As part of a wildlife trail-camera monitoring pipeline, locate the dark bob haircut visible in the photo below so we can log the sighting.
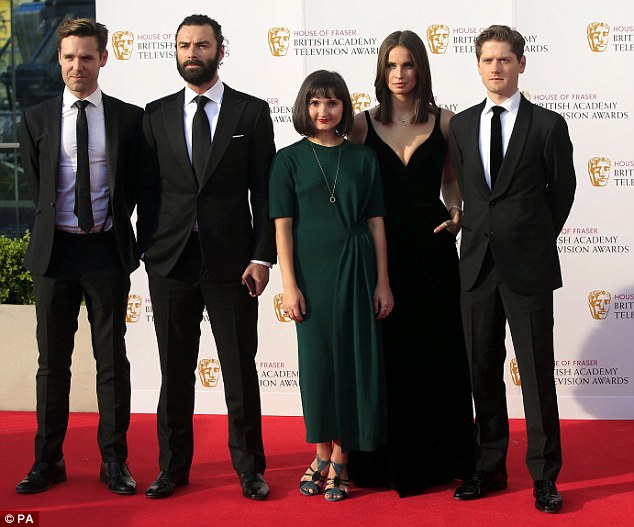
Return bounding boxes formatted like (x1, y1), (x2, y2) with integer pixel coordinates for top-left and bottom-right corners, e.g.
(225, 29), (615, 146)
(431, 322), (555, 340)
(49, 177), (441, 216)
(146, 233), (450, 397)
(292, 70), (354, 138)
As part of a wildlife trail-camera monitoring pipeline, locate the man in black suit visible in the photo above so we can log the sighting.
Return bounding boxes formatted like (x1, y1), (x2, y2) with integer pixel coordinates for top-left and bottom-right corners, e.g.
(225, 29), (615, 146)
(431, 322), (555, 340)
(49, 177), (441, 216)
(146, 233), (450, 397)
(16, 18), (142, 495)
(138, 14), (275, 500)
(449, 25), (575, 513)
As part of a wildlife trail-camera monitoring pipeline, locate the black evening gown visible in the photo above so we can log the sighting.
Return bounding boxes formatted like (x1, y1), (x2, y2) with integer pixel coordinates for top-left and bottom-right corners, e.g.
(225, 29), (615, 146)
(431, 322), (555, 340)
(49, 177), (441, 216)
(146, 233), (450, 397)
(348, 110), (475, 497)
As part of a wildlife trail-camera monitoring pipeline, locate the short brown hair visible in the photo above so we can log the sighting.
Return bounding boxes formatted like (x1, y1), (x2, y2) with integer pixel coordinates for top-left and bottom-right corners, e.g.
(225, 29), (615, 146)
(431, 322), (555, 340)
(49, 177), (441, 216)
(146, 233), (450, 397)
(57, 18), (108, 55)
(374, 30), (438, 125)
(292, 70), (354, 138)
(475, 25), (525, 61)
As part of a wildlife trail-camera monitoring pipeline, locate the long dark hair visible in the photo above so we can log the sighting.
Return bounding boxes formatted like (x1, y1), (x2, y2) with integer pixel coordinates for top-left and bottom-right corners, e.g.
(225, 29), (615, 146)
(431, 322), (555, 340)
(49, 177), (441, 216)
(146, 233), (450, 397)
(374, 30), (438, 125)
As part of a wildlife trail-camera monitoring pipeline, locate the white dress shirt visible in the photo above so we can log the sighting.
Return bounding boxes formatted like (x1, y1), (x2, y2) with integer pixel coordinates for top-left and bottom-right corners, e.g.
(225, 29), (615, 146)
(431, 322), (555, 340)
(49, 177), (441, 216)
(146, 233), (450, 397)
(183, 80), (224, 161)
(478, 90), (521, 189)
(57, 86), (111, 233)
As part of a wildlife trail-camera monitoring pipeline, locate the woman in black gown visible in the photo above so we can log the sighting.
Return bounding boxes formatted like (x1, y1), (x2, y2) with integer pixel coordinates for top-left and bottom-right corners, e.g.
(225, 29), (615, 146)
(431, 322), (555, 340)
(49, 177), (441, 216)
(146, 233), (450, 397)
(347, 30), (475, 497)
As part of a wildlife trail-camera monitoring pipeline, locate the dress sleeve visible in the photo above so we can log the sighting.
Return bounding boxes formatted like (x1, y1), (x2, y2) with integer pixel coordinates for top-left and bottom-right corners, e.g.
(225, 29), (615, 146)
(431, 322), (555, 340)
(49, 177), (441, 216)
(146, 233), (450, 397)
(365, 150), (386, 218)
(269, 149), (296, 219)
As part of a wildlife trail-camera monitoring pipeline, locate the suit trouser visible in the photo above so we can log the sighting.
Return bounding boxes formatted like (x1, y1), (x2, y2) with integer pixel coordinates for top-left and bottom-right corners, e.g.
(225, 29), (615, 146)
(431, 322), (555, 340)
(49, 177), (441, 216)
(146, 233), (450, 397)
(32, 230), (131, 463)
(460, 251), (562, 482)
(147, 234), (265, 476)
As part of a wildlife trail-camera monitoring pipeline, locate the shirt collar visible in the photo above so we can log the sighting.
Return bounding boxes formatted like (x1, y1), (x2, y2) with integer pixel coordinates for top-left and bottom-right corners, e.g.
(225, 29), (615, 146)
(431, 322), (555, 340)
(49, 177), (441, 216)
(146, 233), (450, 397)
(185, 78), (225, 106)
(483, 89), (521, 116)
(63, 86), (103, 109)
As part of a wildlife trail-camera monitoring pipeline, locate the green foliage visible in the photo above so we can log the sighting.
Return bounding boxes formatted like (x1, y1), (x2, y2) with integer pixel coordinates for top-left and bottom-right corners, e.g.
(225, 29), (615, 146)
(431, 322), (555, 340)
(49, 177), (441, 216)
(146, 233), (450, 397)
(0, 232), (34, 304)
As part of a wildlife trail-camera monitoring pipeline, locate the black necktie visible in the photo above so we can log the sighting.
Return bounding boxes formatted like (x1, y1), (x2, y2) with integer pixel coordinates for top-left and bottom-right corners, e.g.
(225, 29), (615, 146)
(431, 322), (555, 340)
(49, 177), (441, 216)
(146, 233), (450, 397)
(490, 106), (505, 189)
(74, 99), (93, 233)
(192, 95), (211, 184)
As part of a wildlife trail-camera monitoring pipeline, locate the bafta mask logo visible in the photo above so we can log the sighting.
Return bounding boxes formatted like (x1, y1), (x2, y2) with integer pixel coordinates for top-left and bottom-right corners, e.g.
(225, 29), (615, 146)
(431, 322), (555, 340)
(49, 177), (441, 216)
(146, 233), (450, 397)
(588, 290), (611, 320)
(351, 92), (372, 115)
(426, 24), (450, 54)
(587, 22), (610, 52)
(126, 294), (142, 323)
(509, 358), (521, 387)
(521, 90), (531, 101)
(268, 27), (290, 57)
(273, 293), (292, 322)
(588, 157), (611, 187)
(198, 358), (221, 388)
(112, 30), (135, 60)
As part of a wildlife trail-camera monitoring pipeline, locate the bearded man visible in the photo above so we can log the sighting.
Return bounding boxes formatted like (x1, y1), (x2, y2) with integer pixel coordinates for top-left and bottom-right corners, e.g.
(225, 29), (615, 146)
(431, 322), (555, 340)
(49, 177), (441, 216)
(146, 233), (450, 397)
(137, 14), (276, 500)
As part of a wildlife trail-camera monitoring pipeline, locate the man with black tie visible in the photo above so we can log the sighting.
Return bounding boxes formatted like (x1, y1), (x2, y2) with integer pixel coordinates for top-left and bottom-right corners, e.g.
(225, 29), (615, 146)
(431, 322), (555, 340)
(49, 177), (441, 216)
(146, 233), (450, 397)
(138, 14), (276, 500)
(449, 25), (576, 513)
(16, 18), (143, 495)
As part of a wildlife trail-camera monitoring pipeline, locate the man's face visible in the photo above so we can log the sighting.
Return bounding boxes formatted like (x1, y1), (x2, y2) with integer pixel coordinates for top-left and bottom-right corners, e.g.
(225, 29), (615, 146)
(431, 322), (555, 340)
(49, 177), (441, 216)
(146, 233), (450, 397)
(58, 35), (107, 99)
(477, 40), (525, 103)
(176, 23), (224, 88)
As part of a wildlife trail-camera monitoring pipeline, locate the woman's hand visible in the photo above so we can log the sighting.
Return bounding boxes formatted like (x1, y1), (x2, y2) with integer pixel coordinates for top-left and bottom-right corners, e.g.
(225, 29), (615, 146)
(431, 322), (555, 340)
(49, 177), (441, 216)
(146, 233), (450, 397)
(374, 282), (394, 320)
(282, 286), (307, 322)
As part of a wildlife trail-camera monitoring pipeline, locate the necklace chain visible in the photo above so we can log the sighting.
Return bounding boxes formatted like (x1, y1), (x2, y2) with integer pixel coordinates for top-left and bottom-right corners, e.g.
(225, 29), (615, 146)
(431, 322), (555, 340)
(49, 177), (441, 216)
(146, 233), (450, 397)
(309, 141), (341, 203)
(398, 112), (414, 126)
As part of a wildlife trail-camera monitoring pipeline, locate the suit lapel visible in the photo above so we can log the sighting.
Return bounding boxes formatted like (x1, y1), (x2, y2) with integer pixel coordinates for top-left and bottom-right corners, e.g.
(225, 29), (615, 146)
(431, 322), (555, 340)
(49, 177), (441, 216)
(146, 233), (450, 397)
(200, 85), (245, 189)
(162, 90), (197, 183)
(102, 94), (119, 195)
(492, 94), (532, 196)
(47, 96), (63, 190)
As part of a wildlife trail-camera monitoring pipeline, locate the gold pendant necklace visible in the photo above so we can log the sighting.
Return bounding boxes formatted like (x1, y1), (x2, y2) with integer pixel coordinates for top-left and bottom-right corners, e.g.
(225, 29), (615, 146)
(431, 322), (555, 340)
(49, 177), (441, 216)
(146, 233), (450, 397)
(310, 141), (341, 203)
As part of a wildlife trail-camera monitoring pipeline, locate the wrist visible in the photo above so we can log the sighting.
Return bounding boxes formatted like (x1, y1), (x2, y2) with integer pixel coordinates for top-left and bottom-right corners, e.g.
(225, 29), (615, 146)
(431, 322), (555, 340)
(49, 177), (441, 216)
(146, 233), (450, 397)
(448, 205), (462, 220)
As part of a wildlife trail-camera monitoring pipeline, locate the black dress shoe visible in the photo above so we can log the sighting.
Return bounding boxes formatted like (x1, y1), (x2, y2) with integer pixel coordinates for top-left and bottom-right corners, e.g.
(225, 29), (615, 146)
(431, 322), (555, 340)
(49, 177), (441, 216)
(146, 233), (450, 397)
(99, 461), (137, 495)
(16, 460), (67, 494)
(534, 480), (563, 513)
(453, 470), (508, 500)
(239, 472), (270, 500)
(145, 471), (189, 499)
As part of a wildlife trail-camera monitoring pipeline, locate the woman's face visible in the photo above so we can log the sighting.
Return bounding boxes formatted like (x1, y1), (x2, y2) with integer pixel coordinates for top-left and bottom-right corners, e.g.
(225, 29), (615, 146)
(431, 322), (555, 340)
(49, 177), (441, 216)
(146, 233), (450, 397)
(384, 45), (417, 96)
(308, 94), (344, 136)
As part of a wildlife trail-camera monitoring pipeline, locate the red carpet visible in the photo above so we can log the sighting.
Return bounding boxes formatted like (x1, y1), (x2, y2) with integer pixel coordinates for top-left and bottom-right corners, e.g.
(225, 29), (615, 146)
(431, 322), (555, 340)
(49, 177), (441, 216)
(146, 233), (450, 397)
(0, 413), (633, 526)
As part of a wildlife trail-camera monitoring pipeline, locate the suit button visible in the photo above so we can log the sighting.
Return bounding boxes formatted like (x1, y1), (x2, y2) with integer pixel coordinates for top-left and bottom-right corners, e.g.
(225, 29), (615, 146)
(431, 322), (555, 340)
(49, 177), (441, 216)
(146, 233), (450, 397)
(50, 202), (55, 207)
(490, 199), (497, 206)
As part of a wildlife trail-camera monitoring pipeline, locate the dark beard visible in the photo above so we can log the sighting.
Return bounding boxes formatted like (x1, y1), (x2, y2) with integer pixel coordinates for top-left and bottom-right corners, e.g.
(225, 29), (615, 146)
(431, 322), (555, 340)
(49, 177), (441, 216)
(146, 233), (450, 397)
(177, 54), (219, 86)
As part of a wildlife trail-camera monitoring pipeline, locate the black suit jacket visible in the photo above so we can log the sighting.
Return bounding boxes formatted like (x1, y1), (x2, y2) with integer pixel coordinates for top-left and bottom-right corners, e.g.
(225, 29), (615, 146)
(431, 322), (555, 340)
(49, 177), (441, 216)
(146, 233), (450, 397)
(20, 93), (144, 275)
(449, 95), (576, 295)
(137, 84), (276, 281)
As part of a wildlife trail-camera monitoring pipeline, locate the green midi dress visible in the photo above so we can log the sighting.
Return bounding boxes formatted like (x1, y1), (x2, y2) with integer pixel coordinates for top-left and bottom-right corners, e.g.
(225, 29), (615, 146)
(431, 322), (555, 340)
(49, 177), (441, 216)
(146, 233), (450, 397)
(269, 138), (387, 452)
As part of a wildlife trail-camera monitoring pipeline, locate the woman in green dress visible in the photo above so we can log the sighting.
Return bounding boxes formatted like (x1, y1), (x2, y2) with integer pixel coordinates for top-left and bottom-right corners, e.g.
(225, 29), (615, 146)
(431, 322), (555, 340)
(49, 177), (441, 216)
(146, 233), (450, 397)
(269, 70), (393, 501)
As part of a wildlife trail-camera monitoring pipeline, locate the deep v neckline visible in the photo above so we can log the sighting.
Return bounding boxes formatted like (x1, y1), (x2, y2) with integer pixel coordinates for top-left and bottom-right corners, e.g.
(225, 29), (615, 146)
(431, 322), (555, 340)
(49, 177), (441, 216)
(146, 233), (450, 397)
(365, 110), (440, 168)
